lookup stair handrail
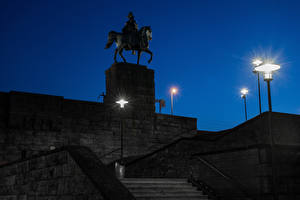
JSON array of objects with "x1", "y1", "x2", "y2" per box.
[
  {"x1": 99, "y1": 148, "x2": 121, "y2": 159},
  {"x1": 188, "y1": 173, "x2": 219, "y2": 200},
  {"x1": 191, "y1": 156, "x2": 255, "y2": 200}
]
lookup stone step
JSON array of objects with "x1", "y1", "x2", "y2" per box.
[
  {"x1": 121, "y1": 178, "x2": 188, "y2": 184},
  {"x1": 133, "y1": 191, "x2": 203, "y2": 195},
  {"x1": 122, "y1": 178, "x2": 188, "y2": 181},
  {"x1": 125, "y1": 184, "x2": 193, "y2": 188},
  {"x1": 136, "y1": 197, "x2": 208, "y2": 200},
  {"x1": 124, "y1": 183, "x2": 192, "y2": 188},
  {"x1": 127, "y1": 187, "x2": 201, "y2": 193},
  {"x1": 121, "y1": 178, "x2": 209, "y2": 200},
  {"x1": 134, "y1": 193, "x2": 208, "y2": 199}
]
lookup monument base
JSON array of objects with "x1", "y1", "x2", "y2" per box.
[{"x1": 104, "y1": 62, "x2": 155, "y2": 118}]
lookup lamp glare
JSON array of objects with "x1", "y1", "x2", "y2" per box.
[
  {"x1": 171, "y1": 88, "x2": 177, "y2": 94},
  {"x1": 241, "y1": 88, "x2": 249, "y2": 95},
  {"x1": 254, "y1": 63, "x2": 280, "y2": 73},
  {"x1": 116, "y1": 99, "x2": 128, "y2": 108},
  {"x1": 252, "y1": 59, "x2": 263, "y2": 66}
]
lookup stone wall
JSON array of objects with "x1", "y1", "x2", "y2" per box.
[
  {"x1": 0, "y1": 148, "x2": 104, "y2": 199},
  {"x1": 0, "y1": 91, "x2": 197, "y2": 165},
  {"x1": 124, "y1": 112, "x2": 300, "y2": 199},
  {"x1": 0, "y1": 146, "x2": 135, "y2": 200}
]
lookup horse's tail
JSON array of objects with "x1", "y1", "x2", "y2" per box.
[{"x1": 105, "y1": 31, "x2": 117, "y2": 49}]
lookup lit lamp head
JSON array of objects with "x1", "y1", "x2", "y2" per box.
[
  {"x1": 116, "y1": 99, "x2": 128, "y2": 108},
  {"x1": 254, "y1": 63, "x2": 280, "y2": 81},
  {"x1": 252, "y1": 59, "x2": 263, "y2": 73},
  {"x1": 252, "y1": 59, "x2": 263, "y2": 66},
  {"x1": 240, "y1": 88, "x2": 248, "y2": 98},
  {"x1": 171, "y1": 87, "x2": 177, "y2": 94}
]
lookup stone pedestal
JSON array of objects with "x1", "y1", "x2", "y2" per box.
[{"x1": 104, "y1": 62, "x2": 155, "y2": 117}]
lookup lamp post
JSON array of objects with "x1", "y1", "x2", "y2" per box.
[
  {"x1": 254, "y1": 63, "x2": 280, "y2": 112},
  {"x1": 240, "y1": 88, "x2": 248, "y2": 121},
  {"x1": 252, "y1": 59, "x2": 263, "y2": 115},
  {"x1": 116, "y1": 99, "x2": 128, "y2": 160},
  {"x1": 254, "y1": 62, "x2": 280, "y2": 200},
  {"x1": 115, "y1": 99, "x2": 128, "y2": 179},
  {"x1": 170, "y1": 87, "x2": 177, "y2": 115}
]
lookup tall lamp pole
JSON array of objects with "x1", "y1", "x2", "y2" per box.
[
  {"x1": 254, "y1": 62, "x2": 280, "y2": 200},
  {"x1": 170, "y1": 87, "x2": 177, "y2": 115},
  {"x1": 116, "y1": 99, "x2": 128, "y2": 160},
  {"x1": 240, "y1": 88, "x2": 248, "y2": 121},
  {"x1": 252, "y1": 59, "x2": 263, "y2": 115}
]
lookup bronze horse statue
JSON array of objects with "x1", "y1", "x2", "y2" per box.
[{"x1": 105, "y1": 26, "x2": 153, "y2": 64}]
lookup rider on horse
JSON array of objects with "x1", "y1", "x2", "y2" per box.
[
  {"x1": 105, "y1": 12, "x2": 153, "y2": 64},
  {"x1": 122, "y1": 12, "x2": 138, "y2": 54}
]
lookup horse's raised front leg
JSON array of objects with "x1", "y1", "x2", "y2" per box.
[
  {"x1": 137, "y1": 50, "x2": 141, "y2": 65},
  {"x1": 119, "y1": 48, "x2": 127, "y2": 63},
  {"x1": 114, "y1": 49, "x2": 118, "y2": 63},
  {"x1": 143, "y1": 49, "x2": 153, "y2": 64}
]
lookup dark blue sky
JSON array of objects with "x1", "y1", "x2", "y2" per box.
[{"x1": 1, "y1": 0, "x2": 300, "y2": 130}]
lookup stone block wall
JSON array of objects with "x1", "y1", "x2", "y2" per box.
[
  {"x1": 105, "y1": 63, "x2": 155, "y2": 116},
  {"x1": 0, "y1": 91, "x2": 197, "y2": 165},
  {"x1": 0, "y1": 149, "x2": 104, "y2": 199}
]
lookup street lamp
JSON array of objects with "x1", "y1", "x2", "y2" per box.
[
  {"x1": 116, "y1": 99, "x2": 128, "y2": 160},
  {"x1": 115, "y1": 98, "x2": 128, "y2": 179},
  {"x1": 254, "y1": 62, "x2": 280, "y2": 200},
  {"x1": 240, "y1": 88, "x2": 249, "y2": 121},
  {"x1": 254, "y1": 63, "x2": 280, "y2": 112},
  {"x1": 170, "y1": 87, "x2": 177, "y2": 115},
  {"x1": 252, "y1": 59, "x2": 263, "y2": 115}
]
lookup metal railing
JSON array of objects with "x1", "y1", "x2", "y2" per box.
[
  {"x1": 99, "y1": 148, "x2": 121, "y2": 159},
  {"x1": 188, "y1": 173, "x2": 219, "y2": 200},
  {"x1": 191, "y1": 156, "x2": 255, "y2": 200}
]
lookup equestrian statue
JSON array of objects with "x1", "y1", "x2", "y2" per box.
[{"x1": 105, "y1": 12, "x2": 153, "y2": 64}]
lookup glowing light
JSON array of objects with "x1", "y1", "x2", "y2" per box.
[
  {"x1": 240, "y1": 88, "x2": 248, "y2": 98},
  {"x1": 263, "y1": 72, "x2": 273, "y2": 80},
  {"x1": 241, "y1": 88, "x2": 248, "y2": 95},
  {"x1": 116, "y1": 99, "x2": 128, "y2": 108},
  {"x1": 171, "y1": 87, "x2": 177, "y2": 94},
  {"x1": 254, "y1": 63, "x2": 280, "y2": 80},
  {"x1": 252, "y1": 59, "x2": 263, "y2": 66},
  {"x1": 254, "y1": 63, "x2": 280, "y2": 73}
]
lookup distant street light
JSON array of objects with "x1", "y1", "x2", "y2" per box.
[
  {"x1": 240, "y1": 88, "x2": 249, "y2": 121},
  {"x1": 170, "y1": 87, "x2": 177, "y2": 115},
  {"x1": 116, "y1": 99, "x2": 128, "y2": 161},
  {"x1": 252, "y1": 59, "x2": 263, "y2": 115},
  {"x1": 254, "y1": 63, "x2": 280, "y2": 112},
  {"x1": 252, "y1": 59, "x2": 263, "y2": 66}
]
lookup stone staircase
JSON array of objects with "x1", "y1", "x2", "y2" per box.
[{"x1": 121, "y1": 178, "x2": 209, "y2": 200}]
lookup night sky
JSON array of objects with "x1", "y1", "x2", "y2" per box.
[{"x1": 1, "y1": 0, "x2": 300, "y2": 131}]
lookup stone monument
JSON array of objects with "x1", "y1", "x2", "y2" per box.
[
  {"x1": 104, "y1": 62, "x2": 155, "y2": 118},
  {"x1": 105, "y1": 12, "x2": 153, "y2": 65},
  {"x1": 104, "y1": 12, "x2": 155, "y2": 118}
]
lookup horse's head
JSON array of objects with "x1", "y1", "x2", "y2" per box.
[
  {"x1": 145, "y1": 26, "x2": 152, "y2": 41},
  {"x1": 140, "y1": 26, "x2": 152, "y2": 41}
]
